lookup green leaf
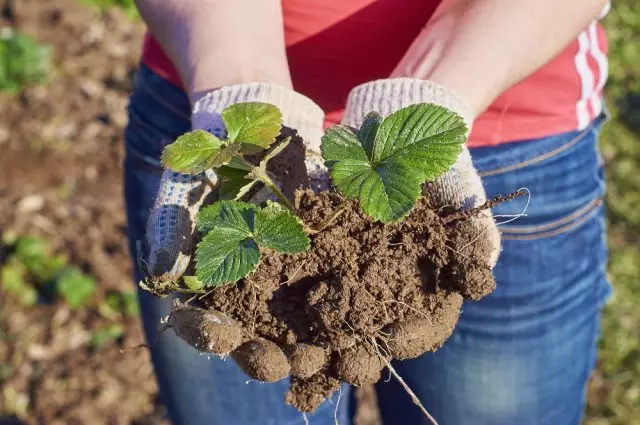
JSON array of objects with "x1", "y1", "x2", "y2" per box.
[
  {"x1": 183, "y1": 275, "x2": 205, "y2": 291},
  {"x1": 13, "y1": 237, "x2": 66, "y2": 283},
  {"x1": 196, "y1": 201, "x2": 259, "y2": 286},
  {"x1": 56, "y1": 267, "x2": 96, "y2": 309},
  {"x1": 217, "y1": 166, "x2": 258, "y2": 200},
  {"x1": 161, "y1": 130, "x2": 229, "y2": 174},
  {"x1": 225, "y1": 156, "x2": 254, "y2": 171},
  {"x1": 196, "y1": 229, "x2": 261, "y2": 286},
  {"x1": 222, "y1": 103, "x2": 282, "y2": 147},
  {"x1": 357, "y1": 112, "x2": 382, "y2": 161},
  {"x1": 100, "y1": 290, "x2": 140, "y2": 319},
  {"x1": 322, "y1": 104, "x2": 466, "y2": 222},
  {"x1": 121, "y1": 291, "x2": 140, "y2": 317},
  {"x1": 1, "y1": 260, "x2": 37, "y2": 306},
  {"x1": 195, "y1": 200, "x2": 309, "y2": 286},
  {"x1": 197, "y1": 200, "x2": 255, "y2": 234},
  {"x1": 254, "y1": 201, "x2": 310, "y2": 252}
]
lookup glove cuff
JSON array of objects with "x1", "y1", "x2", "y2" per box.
[
  {"x1": 342, "y1": 78, "x2": 474, "y2": 132},
  {"x1": 192, "y1": 83, "x2": 325, "y2": 153}
]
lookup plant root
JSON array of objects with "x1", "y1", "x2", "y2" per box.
[
  {"x1": 368, "y1": 337, "x2": 438, "y2": 425},
  {"x1": 382, "y1": 356, "x2": 439, "y2": 425},
  {"x1": 441, "y1": 189, "x2": 528, "y2": 225}
]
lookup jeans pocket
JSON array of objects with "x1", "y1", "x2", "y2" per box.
[
  {"x1": 475, "y1": 120, "x2": 606, "y2": 241},
  {"x1": 500, "y1": 197, "x2": 603, "y2": 240},
  {"x1": 477, "y1": 128, "x2": 593, "y2": 178}
]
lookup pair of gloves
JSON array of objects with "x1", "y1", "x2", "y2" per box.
[{"x1": 146, "y1": 77, "x2": 500, "y2": 358}]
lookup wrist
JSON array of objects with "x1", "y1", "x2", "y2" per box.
[
  {"x1": 188, "y1": 70, "x2": 293, "y2": 106},
  {"x1": 185, "y1": 52, "x2": 293, "y2": 105}
]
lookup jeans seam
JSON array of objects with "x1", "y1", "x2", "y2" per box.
[
  {"x1": 478, "y1": 127, "x2": 591, "y2": 177},
  {"x1": 502, "y1": 198, "x2": 602, "y2": 234},
  {"x1": 501, "y1": 199, "x2": 602, "y2": 240}
]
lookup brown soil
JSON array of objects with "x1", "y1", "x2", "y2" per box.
[
  {"x1": 0, "y1": 1, "x2": 169, "y2": 424},
  {"x1": 202, "y1": 189, "x2": 495, "y2": 411}
]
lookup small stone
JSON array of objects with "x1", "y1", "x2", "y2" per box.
[{"x1": 16, "y1": 195, "x2": 44, "y2": 213}]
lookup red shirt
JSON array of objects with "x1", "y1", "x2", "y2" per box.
[{"x1": 141, "y1": 0, "x2": 608, "y2": 147}]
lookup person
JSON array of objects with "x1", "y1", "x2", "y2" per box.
[{"x1": 124, "y1": 0, "x2": 612, "y2": 424}]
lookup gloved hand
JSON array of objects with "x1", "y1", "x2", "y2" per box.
[
  {"x1": 147, "y1": 83, "x2": 331, "y2": 388},
  {"x1": 146, "y1": 83, "x2": 326, "y2": 281},
  {"x1": 342, "y1": 78, "x2": 500, "y2": 271}
]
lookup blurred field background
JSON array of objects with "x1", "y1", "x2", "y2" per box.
[{"x1": 0, "y1": 0, "x2": 638, "y2": 424}]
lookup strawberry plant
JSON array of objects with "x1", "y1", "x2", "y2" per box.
[
  {"x1": 151, "y1": 101, "x2": 512, "y2": 421},
  {"x1": 156, "y1": 101, "x2": 465, "y2": 289}
]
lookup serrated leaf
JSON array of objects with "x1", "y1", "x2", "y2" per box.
[
  {"x1": 196, "y1": 228, "x2": 260, "y2": 287},
  {"x1": 161, "y1": 130, "x2": 228, "y2": 174},
  {"x1": 195, "y1": 200, "x2": 308, "y2": 286},
  {"x1": 322, "y1": 103, "x2": 466, "y2": 223},
  {"x1": 358, "y1": 112, "x2": 382, "y2": 161},
  {"x1": 196, "y1": 201, "x2": 258, "y2": 285},
  {"x1": 197, "y1": 201, "x2": 255, "y2": 234},
  {"x1": 222, "y1": 102, "x2": 282, "y2": 147},
  {"x1": 254, "y1": 201, "x2": 310, "y2": 252}
]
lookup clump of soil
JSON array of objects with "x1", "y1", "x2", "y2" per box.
[{"x1": 198, "y1": 187, "x2": 496, "y2": 412}]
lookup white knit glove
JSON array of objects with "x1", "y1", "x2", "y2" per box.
[
  {"x1": 342, "y1": 78, "x2": 501, "y2": 268},
  {"x1": 146, "y1": 83, "x2": 326, "y2": 280}
]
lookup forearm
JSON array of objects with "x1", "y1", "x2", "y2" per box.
[
  {"x1": 135, "y1": 0, "x2": 292, "y2": 103},
  {"x1": 392, "y1": 0, "x2": 609, "y2": 115}
]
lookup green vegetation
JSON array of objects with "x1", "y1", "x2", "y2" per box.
[
  {"x1": 0, "y1": 29, "x2": 52, "y2": 93},
  {"x1": 321, "y1": 106, "x2": 466, "y2": 222},
  {"x1": 158, "y1": 102, "x2": 463, "y2": 288},
  {"x1": 585, "y1": 2, "x2": 640, "y2": 424},
  {"x1": 0, "y1": 235, "x2": 138, "y2": 317},
  {"x1": 77, "y1": 0, "x2": 138, "y2": 18}
]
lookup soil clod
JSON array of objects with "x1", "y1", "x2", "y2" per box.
[
  {"x1": 286, "y1": 343, "x2": 328, "y2": 378},
  {"x1": 169, "y1": 303, "x2": 243, "y2": 355},
  {"x1": 198, "y1": 189, "x2": 499, "y2": 412},
  {"x1": 232, "y1": 338, "x2": 291, "y2": 382}
]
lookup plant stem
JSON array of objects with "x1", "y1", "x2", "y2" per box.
[
  {"x1": 236, "y1": 155, "x2": 297, "y2": 213},
  {"x1": 259, "y1": 173, "x2": 296, "y2": 212},
  {"x1": 309, "y1": 199, "x2": 349, "y2": 234}
]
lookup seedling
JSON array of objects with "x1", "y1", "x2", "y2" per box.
[
  {"x1": 0, "y1": 29, "x2": 52, "y2": 93},
  {"x1": 0, "y1": 235, "x2": 97, "y2": 309},
  {"x1": 155, "y1": 101, "x2": 465, "y2": 289}
]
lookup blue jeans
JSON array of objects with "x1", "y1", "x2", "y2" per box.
[{"x1": 124, "y1": 64, "x2": 610, "y2": 425}]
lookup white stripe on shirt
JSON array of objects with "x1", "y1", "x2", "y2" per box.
[
  {"x1": 574, "y1": 30, "x2": 595, "y2": 130},
  {"x1": 588, "y1": 21, "x2": 608, "y2": 117}
]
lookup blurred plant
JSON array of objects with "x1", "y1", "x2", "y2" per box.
[
  {"x1": 57, "y1": 267, "x2": 97, "y2": 310},
  {"x1": 585, "y1": 2, "x2": 640, "y2": 424},
  {"x1": 0, "y1": 235, "x2": 96, "y2": 309},
  {"x1": 99, "y1": 289, "x2": 140, "y2": 319},
  {"x1": 90, "y1": 324, "x2": 124, "y2": 349},
  {"x1": 78, "y1": 0, "x2": 139, "y2": 18},
  {"x1": 0, "y1": 28, "x2": 52, "y2": 93}
]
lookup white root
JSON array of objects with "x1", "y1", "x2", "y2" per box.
[
  {"x1": 369, "y1": 337, "x2": 439, "y2": 425},
  {"x1": 381, "y1": 357, "x2": 439, "y2": 425}
]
